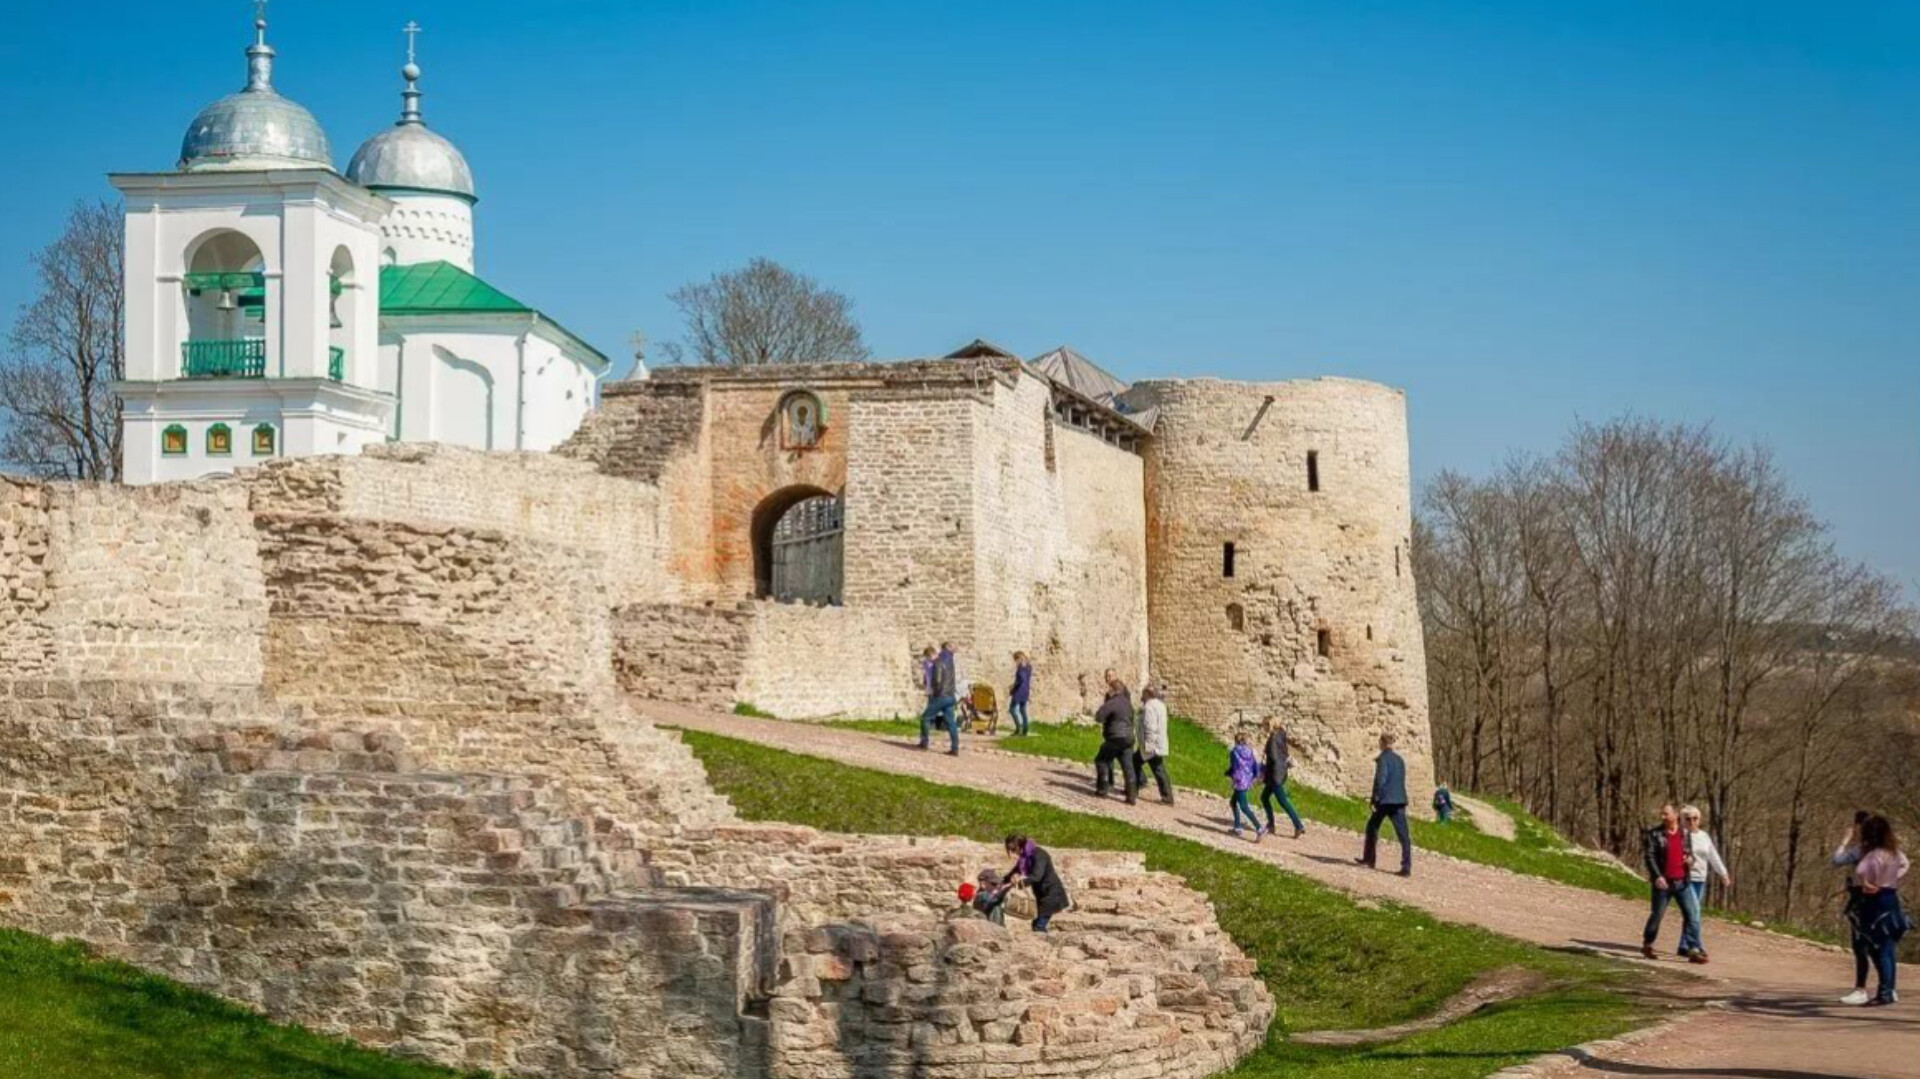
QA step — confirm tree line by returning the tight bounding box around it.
[1415,417,1918,929]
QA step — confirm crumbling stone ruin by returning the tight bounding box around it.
[562,356,1430,796]
[0,447,1272,1078]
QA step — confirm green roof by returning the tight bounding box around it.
[379,261,531,314]
[377,261,608,368]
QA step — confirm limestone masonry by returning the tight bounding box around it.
[1,349,1426,1078]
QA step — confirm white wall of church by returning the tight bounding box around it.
[376,192,475,271]
[378,323,601,452]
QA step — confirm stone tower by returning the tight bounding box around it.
[1124,377,1433,799]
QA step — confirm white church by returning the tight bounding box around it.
[113,10,609,484]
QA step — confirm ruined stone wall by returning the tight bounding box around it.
[0,458,1275,1079]
[613,601,919,720]
[737,602,919,719]
[968,373,1149,717]
[0,479,265,685]
[1124,377,1433,798]
[249,443,676,606]
[613,602,753,709]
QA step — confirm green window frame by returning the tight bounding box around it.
[251,424,277,456]
[161,424,188,457]
[206,423,233,457]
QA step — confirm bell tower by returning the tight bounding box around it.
[111,3,396,484]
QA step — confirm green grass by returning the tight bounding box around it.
[682,728,1652,1071]
[0,929,486,1079]
[829,715,1645,900]
[732,701,776,718]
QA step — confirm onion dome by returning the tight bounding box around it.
[346,25,476,201]
[179,8,332,171]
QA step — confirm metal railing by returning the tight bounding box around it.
[181,338,266,379]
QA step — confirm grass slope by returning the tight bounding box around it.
[684,729,1649,1077]
[0,929,485,1079]
[831,716,1643,899]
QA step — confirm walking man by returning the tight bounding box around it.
[1640,803,1701,962]
[1357,732,1412,876]
[918,641,960,755]
[1092,670,1137,803]
[1261,717,1304,839]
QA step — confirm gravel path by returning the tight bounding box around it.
[651,703,1918,1079]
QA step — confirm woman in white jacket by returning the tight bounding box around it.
[1679,804,1733,962]
[1133,686,1173,805]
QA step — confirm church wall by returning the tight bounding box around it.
[967,372,1149,718]
[1126,377,1432,800]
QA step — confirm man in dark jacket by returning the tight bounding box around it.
[918,642,960,755]
[1639,803,1699,961]
[1357,732,1412,876]
[1092,670,1138,803]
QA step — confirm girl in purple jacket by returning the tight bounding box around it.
[1226,732,1261,840]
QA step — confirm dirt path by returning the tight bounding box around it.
[651,704,1918,1079]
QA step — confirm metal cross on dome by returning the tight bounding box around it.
[403,20,422,63]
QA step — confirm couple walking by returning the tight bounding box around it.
[1091,671,1172,805]
[1224,718,1307,842]
[1639,803,1734,964]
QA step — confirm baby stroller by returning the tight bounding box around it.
[960,683,1000,735]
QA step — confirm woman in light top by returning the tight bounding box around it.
[1676,805,1732,962]
[1854,814,1910,1007]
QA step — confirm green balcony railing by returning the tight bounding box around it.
[182,338,266,379]
[328,346,344,381]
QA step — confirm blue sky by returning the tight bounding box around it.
[1,1,1915,589]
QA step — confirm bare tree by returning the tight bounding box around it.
[660,257,869,367]
[1418,415,1917,937]
[0,199,125,481]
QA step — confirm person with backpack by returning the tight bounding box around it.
[917,642,959,755]
[1225,731,1261,840]
[1854,814,1910,1007]
[1260,717,1304,839]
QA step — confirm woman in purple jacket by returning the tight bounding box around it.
[1226,731,1261,840]
[1008,652,1033,736]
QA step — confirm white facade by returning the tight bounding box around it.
[375,192,475,271]
[377,316,602,452]
[111,13,608,485]
[112,169,397,485]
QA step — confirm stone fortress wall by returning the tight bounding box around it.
[0,449,1272,1079]
[1120,377,1433,798]
[568,361,1151,721]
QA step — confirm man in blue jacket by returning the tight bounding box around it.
[918,642,960,755]
[1357,732,1412,877]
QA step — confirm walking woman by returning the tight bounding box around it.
[1135,685,1173,804]
[1677,805,1732,962]
[1008,652,1034,737]
[1260,717,1305,839]
[1854,814,1910,1007]
[1003,834,1071,933]
[1835,811,1875,1005]
[1226,731,1261,840]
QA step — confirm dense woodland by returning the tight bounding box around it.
[1415,417,1919,935]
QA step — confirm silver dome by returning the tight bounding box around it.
[179,90,332,170]
[346,35,476,201]
[347,123,475,200]
[178,16,332,171]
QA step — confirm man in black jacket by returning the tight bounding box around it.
[1092,670,1138,804]
[1357,732,1412,876]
